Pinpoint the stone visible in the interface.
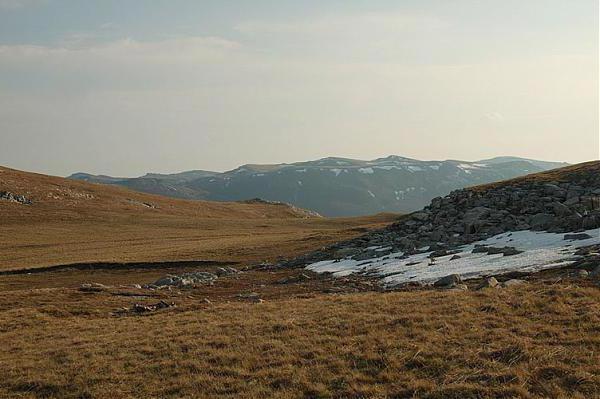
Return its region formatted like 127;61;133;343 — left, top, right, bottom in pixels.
79;282;109;292
132;300;174;313
530;213;554;230
215;266;239;276
434;274;462;287
472;245;489;254
0;191;32;205
502;247;523;256
564;196;580;206
237;292;263;302
477;277;499;289
552;202;572;217
335;247;359;258
564;233;593;241
450;254;462;261
576;269;589;278
502;279;527;287
412;212;430;221
154;277;174;287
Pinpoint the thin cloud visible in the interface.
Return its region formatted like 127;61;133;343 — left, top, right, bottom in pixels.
0;0;46;9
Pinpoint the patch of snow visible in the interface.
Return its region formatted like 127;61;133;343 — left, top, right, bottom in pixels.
359;167;374;174
457;163;482;174
407;166;424;172
330;168;345;176
306;229;600;287
297;180;303;186
295;169;307;173
367;190;376;198
429;165;440;170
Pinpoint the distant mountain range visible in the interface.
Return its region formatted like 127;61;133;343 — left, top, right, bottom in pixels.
69;156;568;216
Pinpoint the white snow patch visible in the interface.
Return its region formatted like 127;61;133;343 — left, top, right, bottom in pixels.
306;229;600;286
295;169;307;173
330;168;344;176
457;163;482;174
297;180;303;186
407;166;424;172
359;167;374;174
429;165;440;170
368;190;376;198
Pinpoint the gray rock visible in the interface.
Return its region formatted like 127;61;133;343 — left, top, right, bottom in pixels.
575;269;589;278
502;279;527;287
0;191;32;205
564;233;593;241
154;277;174;287
477;277;499;289
434;274;462;287
530;213;554;230
412;212;430;221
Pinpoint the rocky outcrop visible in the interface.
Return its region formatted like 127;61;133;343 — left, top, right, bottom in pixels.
146;267;240;288
0;191;32;205
281;162;600;267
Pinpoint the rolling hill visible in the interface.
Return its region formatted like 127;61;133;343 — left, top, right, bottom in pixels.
0;166;394;270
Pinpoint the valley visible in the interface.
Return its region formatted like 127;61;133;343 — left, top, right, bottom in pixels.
0;162;599;398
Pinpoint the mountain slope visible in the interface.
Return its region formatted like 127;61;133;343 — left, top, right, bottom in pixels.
283;161;600;285
69;156;568;216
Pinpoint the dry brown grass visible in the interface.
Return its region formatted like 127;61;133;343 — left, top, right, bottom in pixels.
0;279;598;399
0;166;395;270
471;160;600;192
1;165;599;398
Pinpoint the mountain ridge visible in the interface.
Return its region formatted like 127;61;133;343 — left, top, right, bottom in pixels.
68;156;569;217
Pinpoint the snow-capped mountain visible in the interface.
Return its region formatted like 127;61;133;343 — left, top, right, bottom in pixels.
68;156;568;216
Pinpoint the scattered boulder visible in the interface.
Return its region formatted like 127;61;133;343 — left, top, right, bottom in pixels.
502;279;527;288
434;274;462;287
277;273;312;284
477;277;499;289
575;269;589;278
79;282;109;292
564;233;593;241
0;191;32;205
237;292;264;303
132;301;175;313
151;272;217;288
501;247;523;257
215;266;239;276
411;212;430;222
472;246;489;254
530;213;554;230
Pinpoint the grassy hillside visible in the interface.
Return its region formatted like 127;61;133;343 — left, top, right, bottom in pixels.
0;278;597;398
0;166;396;270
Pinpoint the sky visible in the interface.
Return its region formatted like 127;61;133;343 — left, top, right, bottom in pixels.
0;0;598;177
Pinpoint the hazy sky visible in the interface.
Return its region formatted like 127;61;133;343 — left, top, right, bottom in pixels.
0;0;598;177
